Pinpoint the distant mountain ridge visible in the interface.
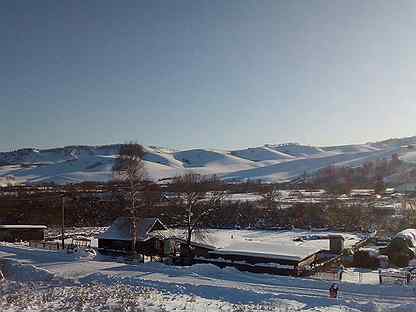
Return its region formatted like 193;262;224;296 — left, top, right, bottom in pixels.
1;136;416;185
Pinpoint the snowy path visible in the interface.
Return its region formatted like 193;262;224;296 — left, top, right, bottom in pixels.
83;262;416;306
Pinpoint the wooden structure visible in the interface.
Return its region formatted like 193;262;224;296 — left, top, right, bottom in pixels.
186;238;326;276
0;225;46;242
29;240;62;251
187;233;358;276
329;235;345;253
98;217;176;257
194;249;319;276
67;236;91;251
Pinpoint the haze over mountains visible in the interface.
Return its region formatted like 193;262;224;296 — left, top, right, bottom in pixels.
1;136;416;185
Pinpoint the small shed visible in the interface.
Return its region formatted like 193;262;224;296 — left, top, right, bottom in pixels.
98;217;175;256
0;225;46;242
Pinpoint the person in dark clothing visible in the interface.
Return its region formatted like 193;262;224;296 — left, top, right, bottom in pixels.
329;283;339;298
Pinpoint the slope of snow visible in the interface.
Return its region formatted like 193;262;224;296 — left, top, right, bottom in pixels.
143;151;182;168
0;145;121;165
1;139;416;184
230;146;295;162
10;155;115;184
267;143;329;158
1;242;416;312
223;147;403;182
322;144;382;154
399;150;416;163
173;149;259;172
1;259;57;282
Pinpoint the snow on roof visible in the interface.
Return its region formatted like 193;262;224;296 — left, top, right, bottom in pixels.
98;217;167;241
72;236;91;241
148;229;178;240
350;189;375;196
0;225;47;229
225;193;263;202
210;241;321;261
176;229;362;261
395;229;416;248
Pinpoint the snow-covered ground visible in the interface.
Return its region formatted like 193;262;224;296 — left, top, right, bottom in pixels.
1;139;415;184
1;242;416;311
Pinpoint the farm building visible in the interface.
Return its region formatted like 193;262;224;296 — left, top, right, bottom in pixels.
98;217;176;257
184;230;360;276
199;241;321;275
0;225;46;242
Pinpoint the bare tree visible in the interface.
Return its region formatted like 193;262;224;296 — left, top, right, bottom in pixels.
170;173;226;256
258;183;283;211
113;142;146;251
256;183;283;226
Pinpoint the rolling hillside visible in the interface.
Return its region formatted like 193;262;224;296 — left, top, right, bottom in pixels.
1;136;416;185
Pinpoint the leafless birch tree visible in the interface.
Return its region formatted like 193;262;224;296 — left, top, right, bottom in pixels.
113;142;146;251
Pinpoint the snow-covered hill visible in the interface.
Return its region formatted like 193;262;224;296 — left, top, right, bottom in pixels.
1;137;416;185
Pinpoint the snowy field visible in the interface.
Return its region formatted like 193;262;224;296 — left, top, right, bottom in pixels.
1;242;416;311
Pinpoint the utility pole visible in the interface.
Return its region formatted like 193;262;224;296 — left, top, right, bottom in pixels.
61;195;65;250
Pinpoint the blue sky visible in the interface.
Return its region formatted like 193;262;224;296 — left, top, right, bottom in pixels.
1;0;416;152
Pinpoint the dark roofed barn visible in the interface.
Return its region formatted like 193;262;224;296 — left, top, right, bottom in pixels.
98;217;176;257
0;225;46;242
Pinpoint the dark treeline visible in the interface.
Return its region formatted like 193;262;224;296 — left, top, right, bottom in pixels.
0;181;412;236
310;154;402;194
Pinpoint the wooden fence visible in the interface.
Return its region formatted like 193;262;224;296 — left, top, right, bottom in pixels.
29;241;63;251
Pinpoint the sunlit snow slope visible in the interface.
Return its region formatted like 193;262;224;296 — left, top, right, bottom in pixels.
1;136;416;185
